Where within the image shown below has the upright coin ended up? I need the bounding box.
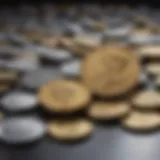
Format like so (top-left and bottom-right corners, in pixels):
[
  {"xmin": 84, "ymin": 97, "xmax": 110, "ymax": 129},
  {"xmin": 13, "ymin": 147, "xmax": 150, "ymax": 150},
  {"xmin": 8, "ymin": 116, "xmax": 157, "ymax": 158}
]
[
  {"xmin": 1, "ymin": 91, "xmax": 37, "ymax": 112},
  {"xmin": 81, "ymin": 46, "xmax": 140, "ymax": 97},
  {"xmin": 21, "ymin": 68, "xmax": 62, "ymax": 90},
  {"xmin": 121, "ymin": 111, "xmax": 160, "ymax": 131},
  {"xmin": 48, "ymin": 119, "xmax": 94, "ymax": 141},
  {"xmin": 0, "ymin": 117, "xmax": 46, "ymax": 144},
  {"xmin": 88, "ymin": 101, "xmax": 130, "ymax": 120},
  {"xmin": 39, "ymin": 80, "xmax": 91, "ymax": 113}
]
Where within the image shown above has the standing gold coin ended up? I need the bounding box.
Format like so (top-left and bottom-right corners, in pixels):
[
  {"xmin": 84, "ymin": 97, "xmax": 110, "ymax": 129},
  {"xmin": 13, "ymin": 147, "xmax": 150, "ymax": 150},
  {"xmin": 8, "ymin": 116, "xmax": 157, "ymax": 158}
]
[
  {"xmin": 121, "ymin": 111, "xmax": 160, "ymax": 131},
  {"xmin": 48, "ymin": 119, "xmax": 94, "ymax": 141},
  {"xmin": 88, "ymin": 101, "xmax": 130, "ymax": 120},
  {"xmin": 81, "ymin": 46, "xmax": 140, "ymax": 97},
  {"xmin": 39, "ymin": 80, "xmax": 91, "ymax": 113}
]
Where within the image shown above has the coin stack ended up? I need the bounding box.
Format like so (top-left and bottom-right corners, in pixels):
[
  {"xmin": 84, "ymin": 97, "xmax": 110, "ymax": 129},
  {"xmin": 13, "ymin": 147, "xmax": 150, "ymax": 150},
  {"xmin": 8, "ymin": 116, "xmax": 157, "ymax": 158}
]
[{"xmin": 0, "ymin": 5, "xmax": 159, "ymax": 144}]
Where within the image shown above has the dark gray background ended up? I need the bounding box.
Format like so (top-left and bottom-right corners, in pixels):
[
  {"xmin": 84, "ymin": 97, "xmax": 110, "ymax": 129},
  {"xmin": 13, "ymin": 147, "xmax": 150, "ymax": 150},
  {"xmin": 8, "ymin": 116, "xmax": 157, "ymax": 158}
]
[{"xmin": 1, "ymin": 123, "xmax": 160, "ymax": 160}]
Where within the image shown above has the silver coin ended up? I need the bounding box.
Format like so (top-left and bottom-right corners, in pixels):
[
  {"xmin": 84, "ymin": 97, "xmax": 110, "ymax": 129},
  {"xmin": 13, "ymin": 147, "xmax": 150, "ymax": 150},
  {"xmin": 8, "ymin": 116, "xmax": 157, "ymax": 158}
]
[
  {"xmin": 60, "ymin": 59, "xmax": 81, "ymax": 77},
  {"xmin": 1, "ymin": 91, "xmax": 37, "ymax": 112},
  {"xmin": 0, "ymin": 117, "xmax": 46, "ymax": 144},
  {"xmin": 38, "ymin": 48, "xmax": 73, "ymax": 62},
  {"xmin": 21, "ymin": 68, "xmax": 62, "ymax": 89}
]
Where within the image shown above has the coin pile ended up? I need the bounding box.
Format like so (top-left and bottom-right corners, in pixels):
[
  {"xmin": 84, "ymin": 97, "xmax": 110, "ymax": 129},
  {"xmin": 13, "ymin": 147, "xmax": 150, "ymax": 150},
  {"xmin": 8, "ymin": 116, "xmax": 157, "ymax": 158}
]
[{"xmin": 0, "ymin": 5, "xmax": 160, "ymax": 144}]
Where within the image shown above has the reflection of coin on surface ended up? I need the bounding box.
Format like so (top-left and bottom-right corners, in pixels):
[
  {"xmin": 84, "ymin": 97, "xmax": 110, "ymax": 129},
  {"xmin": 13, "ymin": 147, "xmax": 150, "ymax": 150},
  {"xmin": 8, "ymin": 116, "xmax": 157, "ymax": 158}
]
[
  {"xmin": 88, "ymin": 101, "xmax": 130, "ymax": 120},
  {"xmin": 48, "ymin": 119, "xmax": 94, "ymax": 141},
  {"xmin": 121, "ymin": 111, "xmax": 160, "ymax": 131},
  {"xmin": 81, "ymin": 46, "xmax": 140, "ymax": 97},
  {"xmin": 39, "ymin": 80, "xmax": 91, "ymax": 113}
]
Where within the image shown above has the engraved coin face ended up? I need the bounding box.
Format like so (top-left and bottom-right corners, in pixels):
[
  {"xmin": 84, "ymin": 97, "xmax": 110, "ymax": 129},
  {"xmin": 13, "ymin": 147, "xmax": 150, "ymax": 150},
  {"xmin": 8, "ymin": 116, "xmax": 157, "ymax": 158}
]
[
  {"xmin": 121, "ymin": 111, "xmax": 160, "ymax": 131},
  {"xmin": 88, "ymin": 101, "xmax": 130, "ymax": 120},
  {"xmin": 39, "ymin": 80, "xmax": 91, "ymax": 113},
  {"xmin": 132, "ymin": 90, "xmax": 160, "ymax": 109},
  {"xmin": 48, "ymin": 119, "xmax": 94, "ymax": 141},
  {"xmin": 81, "ymin": 46, "xmax": 140, "ymax": 97}
]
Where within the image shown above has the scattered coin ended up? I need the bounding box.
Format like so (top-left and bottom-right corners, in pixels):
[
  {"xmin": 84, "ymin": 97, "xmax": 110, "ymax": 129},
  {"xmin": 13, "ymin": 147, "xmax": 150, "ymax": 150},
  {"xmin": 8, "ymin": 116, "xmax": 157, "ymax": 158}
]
[
  {"xmin": 121, "ymin": 111, "xmax": 160, "ymax": 131},
  {"xmin": 81, "ymin": 46, "xmax": 140, "ymax": 97},
  {"xmin": 132, "ymin": 90, "xmax": 160, "ymax": 109},
  {"xmin": 0, "ymin": 117, "xmax": 46, "ymax": 144},
  {"xmin": 39, "ymin": 80, "xmax": 91, "ymax": 113},
  {"xmin": 21, "ymin": 68, "xmax": 62, "ymax": 90},
  {"xmin": 88, "ymin": 101, "xmax": 130, "ymax": 120},
  {"xmin": 145, "ymin": 63, "xmax": 160, "ymax": 76},
  {"xmin": 48, "ymin": 119, "xmax": 94, "ymax": 141},
  {"xmin": 60, "ymin": 59, "xmax": 81, "ymax": 77},
  {"xmin": 137, "ymin": 45, "xmax": 160, "ymax": 59},
  {"xmin": 1, "ymin": 91, "xmax": 37, "ymax": 112}
]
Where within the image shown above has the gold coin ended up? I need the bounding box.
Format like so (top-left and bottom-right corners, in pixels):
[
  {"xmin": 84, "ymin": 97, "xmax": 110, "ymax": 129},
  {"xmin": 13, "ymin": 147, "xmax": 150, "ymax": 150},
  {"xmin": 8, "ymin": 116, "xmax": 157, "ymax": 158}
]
[
  {"xmin": 137, "ymin": 45, "xmax": 160, "ymax": 58},
  {"xmin": 48, "ymin": 119, "xmax": 94, "ymax": 141},
  {"xmin": 81, "ymin": 46, "xmax": 140, "ymax": 97},
  {"xmin": 145, "ymin": 63, "xmax": 160, "ymax": 76},
  {"xmin": 132, "ymin": 90, "xmax": 160, "ymax": 109},
  {"xmin": 121, "ymin": 111, "xmax": 160, "ymax": 131},
  {"xmin": 39, "ymin": 80, "xmax": 91, "ymax": 113},
  {"xmin": 88, "ymin": 101, "xmax": 130, "ymax": 120}
]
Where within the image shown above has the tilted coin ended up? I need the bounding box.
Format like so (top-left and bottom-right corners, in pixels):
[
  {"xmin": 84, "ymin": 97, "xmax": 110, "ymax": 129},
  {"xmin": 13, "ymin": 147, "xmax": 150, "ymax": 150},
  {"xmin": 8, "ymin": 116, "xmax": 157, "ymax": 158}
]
[
  {"xmin": 48, "ymin": 119, "xmax": 94, "ymax": 141},
  {"xmin": 1, "ymin": 91, "xmax": 37, "ymax": 112},
  {"xmin": 60, "ymin": 59, "xmax": 81, "ymax": 77},
  {"xmin": 39, "ymin": 80, "xmax": 91, "ymax": 113},
  {"xmin": 121, "ymin": 111, "xmax": 160, "ymax": 131},
  {"xmin": 145, "ymin": 63, "xmax": 160, "ymax": 76},
  {"xmin": 81, "ymin": 46, "xmax": 140, "ymax": 97},
  {"xmin": 132, "ymin": 90, "xmax": 160, "ymax": 109},
  {"xmin": 0, "ymin": 117, "xmax": 46, "ymax": 144},
  {"xmin": 88, "ymin": 101, "xmax": 130, "ymax": 120},
  {"xmin": 21, "ymin": 68, "xmax": 62, "ymax": 90}
]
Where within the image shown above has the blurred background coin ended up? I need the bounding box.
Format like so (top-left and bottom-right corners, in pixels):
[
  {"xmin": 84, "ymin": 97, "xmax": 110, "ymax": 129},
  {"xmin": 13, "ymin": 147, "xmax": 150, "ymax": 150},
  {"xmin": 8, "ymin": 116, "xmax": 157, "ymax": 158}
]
[
  {"xmin": 60, "ymin": 59, "xmax": 81, "ymax": 77},
  {"xmin": 1, "ymin": 91, "xmax": 37, "ymax": 112},
  {"xmin": 0, "ymin": 117, "xmax": 46, "ymax": 144},
  {"xmin": 21, "ymin": 68, "xmax": 62, "ymax": 90}
]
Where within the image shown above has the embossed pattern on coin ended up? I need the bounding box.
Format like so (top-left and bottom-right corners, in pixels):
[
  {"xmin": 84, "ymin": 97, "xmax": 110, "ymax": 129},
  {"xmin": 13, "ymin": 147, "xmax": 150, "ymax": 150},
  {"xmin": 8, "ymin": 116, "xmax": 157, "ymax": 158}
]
[
  {"xmin": 39, "ymin": 80, "xmax": 91, "ymax": 113},
  {"xmin": 48, "ymin": 119, "xmax": 94, "ymax": 141},
  {"xmin": 88, "ymin": 101, "xmax": 130, "ymax": 120},
  {"xmin": 81, "ymin": 46, "xmax": 140, "ymax": 96}
]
